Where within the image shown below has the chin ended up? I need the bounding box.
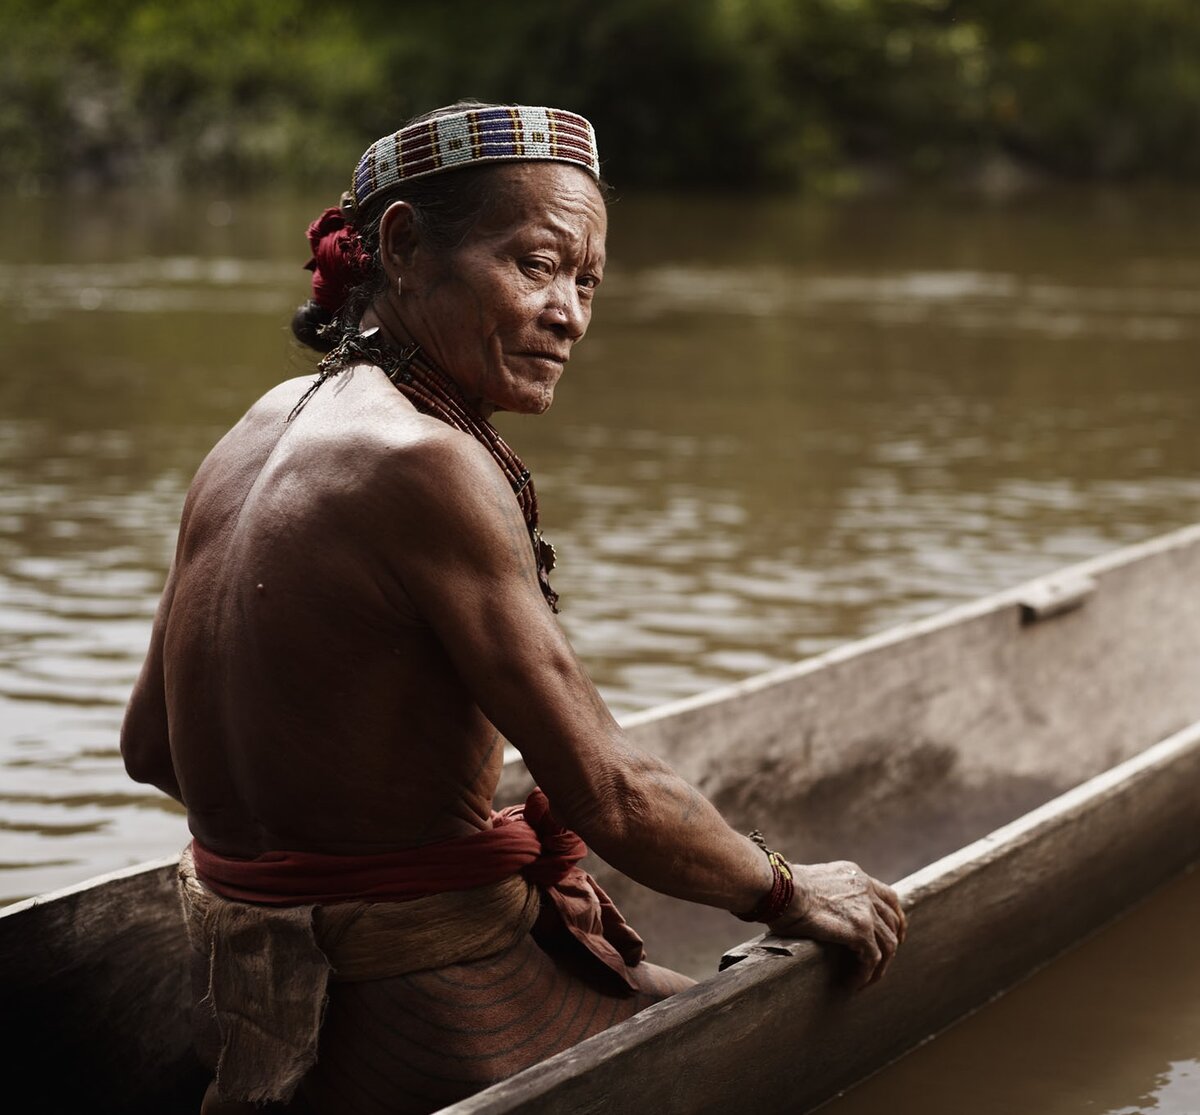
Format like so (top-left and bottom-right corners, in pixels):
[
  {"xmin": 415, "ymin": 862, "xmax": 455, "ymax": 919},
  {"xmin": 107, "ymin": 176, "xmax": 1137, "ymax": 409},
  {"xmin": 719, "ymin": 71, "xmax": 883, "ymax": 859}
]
[
  {"xmin": 526, "ymin": 388, "xmax": 555, "ymax": 415},
  {"xmin": 505, "ymin": 395, "xmax": 553, "ymax": 417},
  {"xmin": 499, "ymin": 379, "xmax": 557, "ymax": 416}
]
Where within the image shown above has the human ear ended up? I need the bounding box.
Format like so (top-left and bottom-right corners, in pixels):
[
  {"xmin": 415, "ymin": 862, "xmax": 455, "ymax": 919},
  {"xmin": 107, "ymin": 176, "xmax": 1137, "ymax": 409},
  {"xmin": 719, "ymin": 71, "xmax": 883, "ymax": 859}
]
[{"xmin": 377, "ymin": 201, "xmax": 420, "ymax": 281}]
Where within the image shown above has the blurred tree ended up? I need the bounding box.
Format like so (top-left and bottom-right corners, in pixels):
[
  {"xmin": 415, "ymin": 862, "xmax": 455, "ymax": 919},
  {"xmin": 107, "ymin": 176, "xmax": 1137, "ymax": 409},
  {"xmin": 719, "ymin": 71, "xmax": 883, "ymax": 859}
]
[{"xmin": 1, "ymin": 0, "xmax": 1198, "ymax": 192}]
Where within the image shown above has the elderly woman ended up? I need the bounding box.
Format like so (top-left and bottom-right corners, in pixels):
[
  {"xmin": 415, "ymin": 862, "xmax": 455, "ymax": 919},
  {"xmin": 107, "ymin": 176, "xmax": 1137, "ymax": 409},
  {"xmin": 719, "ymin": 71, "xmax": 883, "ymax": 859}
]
[{"xmin": 121, "ymin": 102, "xmax": 904, "ymax": 1114}]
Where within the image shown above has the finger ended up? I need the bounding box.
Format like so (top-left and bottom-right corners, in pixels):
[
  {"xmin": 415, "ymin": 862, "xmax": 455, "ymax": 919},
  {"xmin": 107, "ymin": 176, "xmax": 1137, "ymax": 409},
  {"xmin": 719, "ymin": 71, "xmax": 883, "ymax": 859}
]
[
  {"xmin": 871, "ymin": 878, "xmax": 904, "ymax": 918},
  {"xmin": 871, "ymin": 881, "xmax": 907, "ymax": 941},
  {"xmin": 872, "ymin": 893, "xmax": 901, "ymax": 936},
  {"xmin": 866, "ymin": 922, "xmax": 899, "ymax": 986},
  {"xmin": 877, "ymin": 917, "xmax": 899, "ymax": 960},
  {"xmin": 879, "ymin": 897, "xmax": 908, "ymax": 947},
  {"xmin": 852, "ymin": 937, "xmax": 883, "ymax": 990}
]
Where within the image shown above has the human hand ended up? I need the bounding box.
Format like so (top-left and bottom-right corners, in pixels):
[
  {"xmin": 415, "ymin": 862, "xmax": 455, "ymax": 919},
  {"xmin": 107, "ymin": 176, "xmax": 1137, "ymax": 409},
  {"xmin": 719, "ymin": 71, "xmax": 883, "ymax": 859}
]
[{"xmin": 767, "ymin": 861, "xmax": 906, "ymax": 989}]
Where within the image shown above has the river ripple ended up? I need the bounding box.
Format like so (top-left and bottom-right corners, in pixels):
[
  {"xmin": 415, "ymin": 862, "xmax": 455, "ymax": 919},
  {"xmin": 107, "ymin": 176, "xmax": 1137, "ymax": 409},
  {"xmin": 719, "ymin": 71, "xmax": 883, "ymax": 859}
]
[{"xmin": 1, "ymin": 188, "xmax": 1198, "ymax": 907}]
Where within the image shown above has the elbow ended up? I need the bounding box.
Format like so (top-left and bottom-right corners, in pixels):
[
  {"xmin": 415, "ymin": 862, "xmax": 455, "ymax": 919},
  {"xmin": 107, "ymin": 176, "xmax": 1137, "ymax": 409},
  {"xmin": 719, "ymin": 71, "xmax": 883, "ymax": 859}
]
[{"xmin": 565, "ymin": 760, "xmax": 656, "ymax": 861}]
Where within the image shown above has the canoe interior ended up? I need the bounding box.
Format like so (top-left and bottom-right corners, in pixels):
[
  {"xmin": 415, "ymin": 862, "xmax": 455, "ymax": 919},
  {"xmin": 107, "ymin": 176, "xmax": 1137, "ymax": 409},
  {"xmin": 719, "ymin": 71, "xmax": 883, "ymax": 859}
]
[
  {"xmin": 453, "ymin": 717, "xmax": 1200, "ymax": 1115},
  {"xmin": 532, "ymin": 523, "xmax": 1200, "ymax": 979},
  {"xmin": 2, "ymin": 524, "xmax": 1199, "ymax": 1113}
]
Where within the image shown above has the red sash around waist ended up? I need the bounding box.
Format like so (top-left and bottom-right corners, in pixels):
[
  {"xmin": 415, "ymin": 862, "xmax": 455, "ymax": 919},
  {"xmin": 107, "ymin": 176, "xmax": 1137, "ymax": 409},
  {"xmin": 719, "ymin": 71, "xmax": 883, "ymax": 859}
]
[{"xmin": 190, "ymin": 789, "xmax": 645, "ymax": 991}]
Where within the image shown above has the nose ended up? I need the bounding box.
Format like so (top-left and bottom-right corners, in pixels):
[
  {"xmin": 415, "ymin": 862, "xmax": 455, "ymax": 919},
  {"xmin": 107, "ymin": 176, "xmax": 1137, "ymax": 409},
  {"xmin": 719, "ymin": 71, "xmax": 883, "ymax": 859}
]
[{"xmin": 542, "ymin": 282, "xmax": 589, "ymax": 342}]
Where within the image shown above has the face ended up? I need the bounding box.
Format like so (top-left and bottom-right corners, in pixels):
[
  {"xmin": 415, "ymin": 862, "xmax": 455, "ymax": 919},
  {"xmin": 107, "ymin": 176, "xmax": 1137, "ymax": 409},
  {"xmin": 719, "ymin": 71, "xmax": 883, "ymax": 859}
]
[{"xmin": 387, "ymin": 163, "xmax": 607, "ymax": 416}]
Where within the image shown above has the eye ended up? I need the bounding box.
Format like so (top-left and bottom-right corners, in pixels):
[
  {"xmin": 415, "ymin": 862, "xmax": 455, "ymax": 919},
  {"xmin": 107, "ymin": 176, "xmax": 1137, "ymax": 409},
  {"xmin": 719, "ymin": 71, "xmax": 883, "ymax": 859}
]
[
  {"xmin": 521, "ymin": 257, "xmax": 555, "ymax": 278},
  {"xmin": 577, "ymin": 273, "xmax": 601, "ymax": 294}
]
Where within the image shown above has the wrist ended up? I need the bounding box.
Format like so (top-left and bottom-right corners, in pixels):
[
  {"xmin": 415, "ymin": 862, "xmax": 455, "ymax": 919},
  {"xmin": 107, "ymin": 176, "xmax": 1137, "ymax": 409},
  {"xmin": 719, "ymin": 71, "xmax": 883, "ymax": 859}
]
[
  {"xmin": 733, "ymin": 832, "xmax": 795, "ymax": 923},
  {"xmin": 766, "ymin": 864, "xmax": 810, "ymax": 930}
]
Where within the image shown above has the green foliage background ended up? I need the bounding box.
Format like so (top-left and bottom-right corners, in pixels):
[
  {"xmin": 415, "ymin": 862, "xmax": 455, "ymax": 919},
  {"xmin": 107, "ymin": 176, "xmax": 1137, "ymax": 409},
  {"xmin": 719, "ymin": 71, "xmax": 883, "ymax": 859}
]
[{"xmin": 3, "ymin": 0, "xmax": 1200, "ymax": 193}]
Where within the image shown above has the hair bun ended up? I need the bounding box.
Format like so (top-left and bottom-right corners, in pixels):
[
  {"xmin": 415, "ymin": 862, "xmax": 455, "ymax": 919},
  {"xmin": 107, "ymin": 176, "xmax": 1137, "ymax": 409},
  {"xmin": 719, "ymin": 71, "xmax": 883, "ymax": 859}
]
[{"xmin": 291, "ymin": 299, "xmax": 336, "ymax": 353}]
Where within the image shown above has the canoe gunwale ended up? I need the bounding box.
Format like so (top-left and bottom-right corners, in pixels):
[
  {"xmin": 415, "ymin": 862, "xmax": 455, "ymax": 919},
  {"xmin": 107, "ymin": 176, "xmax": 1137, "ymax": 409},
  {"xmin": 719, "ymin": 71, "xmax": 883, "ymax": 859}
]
[
  {"xmin": 553, "ymin": 521, "xmax": 1200, "ymax": 742},
  {"xmin": 5, "ymin": 523, "xmax": 1200, "ymax": 1113},
  {"xmin": 495, "ymin": 522, "xmax": 1200, "ymax": 820},
  {"xmin": 0, "ymin": 853, "xmax": 181, "ymax": 922},
  {"xmin": 443, "ymin": 714, "xmax": 1200, "ymax": 1113}
]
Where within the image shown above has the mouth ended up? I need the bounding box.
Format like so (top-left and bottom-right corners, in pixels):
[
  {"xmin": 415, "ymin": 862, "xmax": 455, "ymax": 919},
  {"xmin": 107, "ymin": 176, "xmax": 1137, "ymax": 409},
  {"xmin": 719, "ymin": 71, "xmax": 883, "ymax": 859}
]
[{"xmin": 514, "ymin": 351, "xmax": 569, "ymax": 368}]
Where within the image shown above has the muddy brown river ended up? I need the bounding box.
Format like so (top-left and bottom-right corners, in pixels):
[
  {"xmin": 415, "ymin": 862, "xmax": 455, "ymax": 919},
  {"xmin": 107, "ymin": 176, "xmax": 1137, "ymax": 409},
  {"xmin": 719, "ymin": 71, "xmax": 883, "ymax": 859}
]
[{"xmin": 1, "ymin": 186, "xmax": 1198, "ymax": 1111}]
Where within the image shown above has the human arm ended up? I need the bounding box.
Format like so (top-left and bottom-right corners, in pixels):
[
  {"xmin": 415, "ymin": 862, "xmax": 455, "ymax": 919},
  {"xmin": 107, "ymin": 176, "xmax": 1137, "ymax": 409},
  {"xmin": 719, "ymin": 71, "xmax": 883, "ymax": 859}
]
[{"xmin": 385, "ymin": 431, "xmax": 903, "ymax": 973}]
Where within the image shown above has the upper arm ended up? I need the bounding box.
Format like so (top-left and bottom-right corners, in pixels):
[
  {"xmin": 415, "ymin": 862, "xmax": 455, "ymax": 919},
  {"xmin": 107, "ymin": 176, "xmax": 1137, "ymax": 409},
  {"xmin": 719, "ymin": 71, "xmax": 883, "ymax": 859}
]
[{"xmin": 378, "ymin": 433, "xmax": 655, "ymax": 831}]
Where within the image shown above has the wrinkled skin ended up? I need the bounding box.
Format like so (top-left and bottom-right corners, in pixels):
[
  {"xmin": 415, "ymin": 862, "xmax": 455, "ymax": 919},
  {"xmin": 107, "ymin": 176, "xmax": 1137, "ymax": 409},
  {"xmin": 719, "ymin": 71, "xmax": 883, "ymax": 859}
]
[
  {"xmin": 122, "ymin": 165, "xmax": 904, "ymax": 1107},
  {"xmin": 772, "ymin": 860, "xmax": 907, "ymax": 988},
  {"xmin": 366, "ymin": 162, "xmax": 606, "ymax": 417}
]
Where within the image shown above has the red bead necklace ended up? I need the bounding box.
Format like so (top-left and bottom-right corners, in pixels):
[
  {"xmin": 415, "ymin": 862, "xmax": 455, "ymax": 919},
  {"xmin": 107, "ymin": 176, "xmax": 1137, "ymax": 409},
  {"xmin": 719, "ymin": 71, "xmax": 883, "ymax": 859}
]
[{"xmin": 289, "ymin": 328, "xmax": 559, "ymax": 611}]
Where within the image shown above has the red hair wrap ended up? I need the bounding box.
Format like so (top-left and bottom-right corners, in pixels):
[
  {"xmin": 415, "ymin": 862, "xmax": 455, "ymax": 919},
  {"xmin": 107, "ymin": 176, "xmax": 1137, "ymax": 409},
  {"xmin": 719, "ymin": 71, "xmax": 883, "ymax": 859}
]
[{"xmin": 304, "ymin": 207, "xmax": 374, "ymax": 311}]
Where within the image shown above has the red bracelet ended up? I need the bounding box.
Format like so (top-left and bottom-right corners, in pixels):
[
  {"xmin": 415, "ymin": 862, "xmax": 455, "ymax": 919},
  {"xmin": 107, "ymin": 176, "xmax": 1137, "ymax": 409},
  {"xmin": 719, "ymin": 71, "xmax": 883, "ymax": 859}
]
[{"xmin": 734, "ymin": 832, "xmax": 795, "ymax": 923}]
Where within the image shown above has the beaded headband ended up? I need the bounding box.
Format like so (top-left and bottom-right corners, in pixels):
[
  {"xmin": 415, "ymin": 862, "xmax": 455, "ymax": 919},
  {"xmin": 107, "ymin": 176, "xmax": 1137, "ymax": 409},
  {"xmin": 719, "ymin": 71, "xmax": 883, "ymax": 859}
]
[{"xmin": 350, "ymin": 106, "xmax": 600, "ymax": 211}]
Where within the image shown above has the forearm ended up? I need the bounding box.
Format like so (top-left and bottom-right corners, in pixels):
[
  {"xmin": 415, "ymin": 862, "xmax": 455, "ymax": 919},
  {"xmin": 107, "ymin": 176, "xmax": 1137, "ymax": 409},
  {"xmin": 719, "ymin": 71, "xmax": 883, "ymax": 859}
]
[
  {"xmin": 561, "ymin": 739, "xmax": 906, "ymax": 988},
  {"xmin": 560, "ymin": 748, "xmax": 774, "ymax": 916},
  {"xmin": 477, "ymin": 651, "xmax": 775, "ymax": 914}
]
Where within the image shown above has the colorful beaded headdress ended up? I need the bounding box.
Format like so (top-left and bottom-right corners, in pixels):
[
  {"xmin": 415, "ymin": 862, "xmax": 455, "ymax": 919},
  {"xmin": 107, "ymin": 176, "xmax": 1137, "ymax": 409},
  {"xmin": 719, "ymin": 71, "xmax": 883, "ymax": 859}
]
[{"xmin": 350, "ymin": 105, "xmax": 600, "ymax": 211}]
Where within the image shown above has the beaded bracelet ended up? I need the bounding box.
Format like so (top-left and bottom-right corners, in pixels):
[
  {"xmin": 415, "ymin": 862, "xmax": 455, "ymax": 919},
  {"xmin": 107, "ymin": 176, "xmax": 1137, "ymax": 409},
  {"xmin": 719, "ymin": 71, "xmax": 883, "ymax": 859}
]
[{"xmin": 734, "ymin": 830, "xmax": 795, "ymax": 923}]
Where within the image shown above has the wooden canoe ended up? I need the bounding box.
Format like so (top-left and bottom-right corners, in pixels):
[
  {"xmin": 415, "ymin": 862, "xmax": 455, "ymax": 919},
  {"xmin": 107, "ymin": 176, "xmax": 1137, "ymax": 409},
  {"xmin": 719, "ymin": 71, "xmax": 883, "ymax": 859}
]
[{"xmin": 3, "ymin": 524, "xmax": 1199, "ymax": 1114}]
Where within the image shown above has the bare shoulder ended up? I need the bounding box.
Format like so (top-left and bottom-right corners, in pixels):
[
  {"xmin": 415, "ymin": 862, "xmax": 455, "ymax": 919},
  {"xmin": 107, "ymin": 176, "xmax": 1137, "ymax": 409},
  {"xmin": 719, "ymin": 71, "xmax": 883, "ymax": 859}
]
[
  {"xmin": 242, "ymin": 375, "xmax": 322, "ymax": 428},
  {"xmin": 261, "ymin": 369, "xmax": 503, "ymax": 499},
  {"xmin": 180, "ymin": 377, "xmax": 313, "ymax": 497},
  {"xmin": 298, "ymin": 396, "xmax": 539, "ymax": 602},
  {"xmin": 187, "ymin": 376, "xmax": 314, "ymax": 475},
  {"xmin": 353, "ymin": 416, "xmax": 550, "ymax": 643},
  {"xmin": 358, "ymin": 414, "xmax": 525, "ymax": 540},
  {"xmin": 185, "ymin": 368, "xmax": 531, "ymax": 582}
]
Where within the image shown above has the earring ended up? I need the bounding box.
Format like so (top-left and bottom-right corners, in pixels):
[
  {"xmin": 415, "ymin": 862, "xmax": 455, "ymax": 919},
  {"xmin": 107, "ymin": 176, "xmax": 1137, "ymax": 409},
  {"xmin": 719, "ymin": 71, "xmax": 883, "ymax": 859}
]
[{"xmin": 396, "ymin": 276, "xmax": 403, "ymax": 297}]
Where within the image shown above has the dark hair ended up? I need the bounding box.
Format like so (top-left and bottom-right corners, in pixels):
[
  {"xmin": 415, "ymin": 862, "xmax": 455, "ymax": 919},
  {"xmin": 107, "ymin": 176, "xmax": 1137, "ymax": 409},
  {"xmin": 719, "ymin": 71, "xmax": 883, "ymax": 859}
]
[
  {"xmin": 290, "ymin": 162, "xmax": 508, "ymax": 352},
  {"xmin": 292, "ymin": 100, "xmax": 608, "ymax": 355}
]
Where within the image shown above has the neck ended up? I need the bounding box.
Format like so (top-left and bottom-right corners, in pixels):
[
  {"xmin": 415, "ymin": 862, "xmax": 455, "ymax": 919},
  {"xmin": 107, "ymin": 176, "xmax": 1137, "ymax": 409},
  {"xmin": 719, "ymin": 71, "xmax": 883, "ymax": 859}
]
[{"xmin": 360, "ymin": 301, "xmax": 495, "ymax": 419}]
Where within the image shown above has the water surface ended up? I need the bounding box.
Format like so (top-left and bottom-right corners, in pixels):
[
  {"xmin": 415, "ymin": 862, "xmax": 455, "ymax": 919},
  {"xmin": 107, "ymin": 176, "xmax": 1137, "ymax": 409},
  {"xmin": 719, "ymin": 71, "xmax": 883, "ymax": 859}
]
[
  {"xmin": 821, "ymin": 867, "xmax": 1200, "ymax": 1115},
  {"xmin": 1, "ymin": 185, "xmax": 1198, "ymax": 1108},
  {"xmin": 3, "ymin": 185, "xmax": 1198, "ymax": 890}
]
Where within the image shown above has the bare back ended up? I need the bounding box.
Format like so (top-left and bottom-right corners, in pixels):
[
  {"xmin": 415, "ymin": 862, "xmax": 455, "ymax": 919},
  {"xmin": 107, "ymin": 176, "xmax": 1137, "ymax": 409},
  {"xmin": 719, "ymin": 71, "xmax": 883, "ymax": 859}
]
[{"xmin": 162, "ymin": 367, "xmax": 504, "ymax": 856}]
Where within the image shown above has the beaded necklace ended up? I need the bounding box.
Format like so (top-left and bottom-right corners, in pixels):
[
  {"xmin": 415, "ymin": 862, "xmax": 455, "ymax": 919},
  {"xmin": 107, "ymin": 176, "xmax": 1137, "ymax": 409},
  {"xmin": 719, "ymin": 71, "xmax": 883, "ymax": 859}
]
[{"xmin": 288, "ymin": 327, "xmax": 559, "ymax": 612}]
